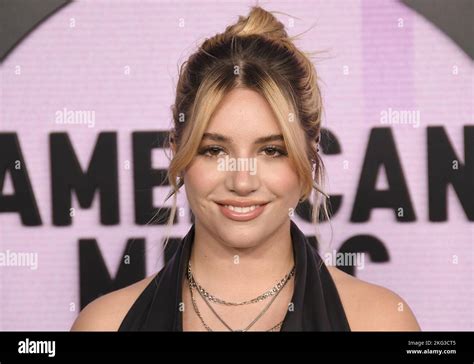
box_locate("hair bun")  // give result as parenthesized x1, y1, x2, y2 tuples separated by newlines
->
(224, 6, 288, 41)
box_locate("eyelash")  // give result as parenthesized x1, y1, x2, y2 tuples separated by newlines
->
(197, 145, 288, 158)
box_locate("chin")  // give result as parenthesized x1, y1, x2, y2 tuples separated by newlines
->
(213, 224, 268, 249)
(222, 238, 260, 250)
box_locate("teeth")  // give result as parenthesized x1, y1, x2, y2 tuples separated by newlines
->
(224, 205, 258, 213)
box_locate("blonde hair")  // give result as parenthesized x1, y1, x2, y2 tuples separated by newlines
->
(159, 6, 330, 246)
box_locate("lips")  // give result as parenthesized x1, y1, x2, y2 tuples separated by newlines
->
(215, 200, 269, 222)
(215, 200, 269, 207)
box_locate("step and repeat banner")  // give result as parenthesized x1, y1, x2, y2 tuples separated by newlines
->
(0, 0, 472, 330)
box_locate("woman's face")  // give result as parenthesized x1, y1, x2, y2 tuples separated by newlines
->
(183, 87, 303, 249)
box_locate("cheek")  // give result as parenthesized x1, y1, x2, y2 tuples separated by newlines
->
(183, 159, 222, 199)
(259, 161, 301, 199)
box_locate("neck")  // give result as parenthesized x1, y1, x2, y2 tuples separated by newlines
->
(189, 219, 294, 300)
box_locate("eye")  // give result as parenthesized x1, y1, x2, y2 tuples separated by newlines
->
(198, 145, 226, 158)
(261, 145, 287, 158)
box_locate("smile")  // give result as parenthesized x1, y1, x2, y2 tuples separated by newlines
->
(215, 201, 269, 222)
(223, 204, 259, 212)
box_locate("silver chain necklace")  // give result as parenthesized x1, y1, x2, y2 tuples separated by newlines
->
(187, 262, 295, 306)
(188, 281, 284, 331)
(186, 263, 294, 331)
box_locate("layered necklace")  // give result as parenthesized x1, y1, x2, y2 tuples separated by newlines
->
(186, 262, 295, 332)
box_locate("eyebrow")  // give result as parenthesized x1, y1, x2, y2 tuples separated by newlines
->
(202, 132, 284, 144)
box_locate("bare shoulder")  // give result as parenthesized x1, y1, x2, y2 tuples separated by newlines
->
(70, 274, 156, 331)
(326, 265, 421, 331)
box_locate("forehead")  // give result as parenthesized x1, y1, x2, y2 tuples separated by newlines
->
(206, 87, 281, 136)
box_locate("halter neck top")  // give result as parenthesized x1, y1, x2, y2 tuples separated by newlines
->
(118, 220, 351, 331)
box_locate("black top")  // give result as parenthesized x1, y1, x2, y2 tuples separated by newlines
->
(118, 220, 351, 331)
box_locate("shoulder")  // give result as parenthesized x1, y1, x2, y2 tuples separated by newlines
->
(326, 265, 421, 331)
(70, 274, 156, 331)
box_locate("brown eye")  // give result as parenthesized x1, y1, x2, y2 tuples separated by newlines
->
(262, 146, 287, 158)
(198, 146, 226, 157)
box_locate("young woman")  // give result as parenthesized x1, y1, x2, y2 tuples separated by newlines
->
(71, 6, 420, 332)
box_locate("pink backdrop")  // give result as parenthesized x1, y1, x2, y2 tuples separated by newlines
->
(0, 0, 472, 331)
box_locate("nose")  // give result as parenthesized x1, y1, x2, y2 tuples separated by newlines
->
(224, 159, 260, 196)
